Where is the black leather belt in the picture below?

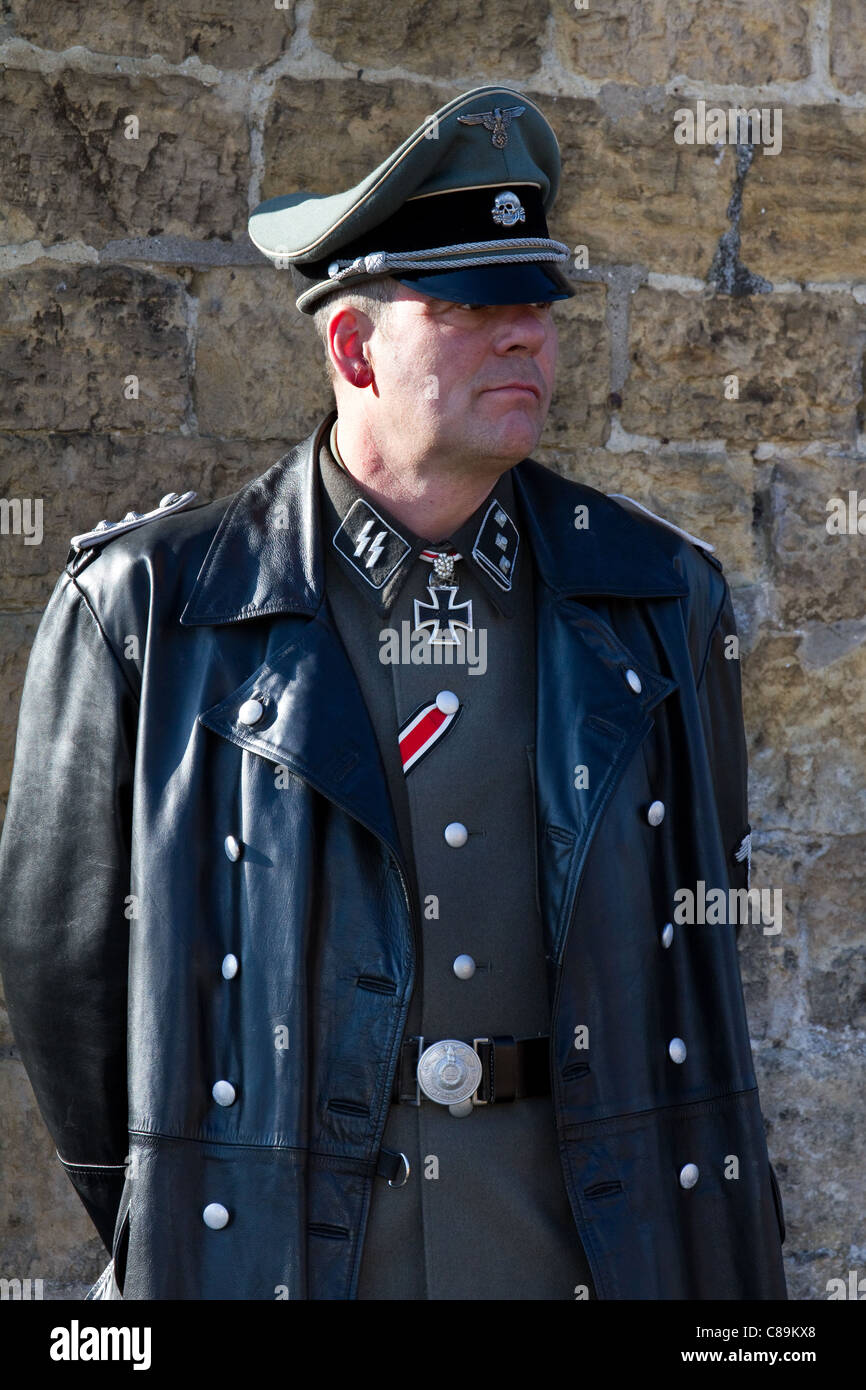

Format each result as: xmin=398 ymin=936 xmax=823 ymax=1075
xmin=392 ymin=1035 xmax=550 ymax=1106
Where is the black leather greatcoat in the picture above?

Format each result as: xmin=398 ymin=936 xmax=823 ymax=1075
xmin=0 ymin=413 xmax=787 ymax=1299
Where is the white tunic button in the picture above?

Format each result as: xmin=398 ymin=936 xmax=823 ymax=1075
xmin=436 ymin=690 xmax=459 ymax=715
xmin=221 ymin=953 xmax=239 ymax=980
xmin=224 ymin=835 xmax=243 ymax=861
xmin=452 ymin=954 xmax=476 ymax=980
xmin=647 ymin=800 xmax=665 ymax=827
xmin=669 ymin=1037 xmax=687 ymax=1064
xmin=624 ymin=668 xmax=642 ymax=694
xmin=212 ymin=1080 xmax=237 ymax=1107
xmin=444 ymin=821 xmax=468 ymax=847
xmin=202 ymin=1203 xmax=230 ymax=1229
xmin=238 ymin=697 xmax=264 ymax=726
xmin=661 ymin=922 xmax=674 ymax=949
xmin=679 ymin=1163 xmax=699 ymax=1189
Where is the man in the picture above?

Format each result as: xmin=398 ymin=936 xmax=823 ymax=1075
xmin=0 ymin=85 xmax=786 ymax=1300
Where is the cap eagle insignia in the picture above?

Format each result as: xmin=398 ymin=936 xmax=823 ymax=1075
xmin=457 ymin=104 xmax=526 ymax=149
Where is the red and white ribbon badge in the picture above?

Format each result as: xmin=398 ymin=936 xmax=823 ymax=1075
xmin=398 ymin=693 xmax=462 ymax=775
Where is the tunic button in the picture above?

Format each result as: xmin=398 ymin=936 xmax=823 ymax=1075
xmin=221 ymin=953 xmax=239 ymax=979
xmin=668 ymin=1037 xmax=687 ymax=1064
xmin=679 ymin=1163 xmax=699 ymax=1189
xmin=212 ymin=1080 xmax=237 ymax=1107
xmin=661 ymin=922 xmax=674 ymax=949
xmin=436 ymin=690 xmax=459 ymax=715
xmin=224 ymin=835 xmax=243 ymax=861
xmin=647 ymin=800 xmax=665 ymax=827
xmin=624 ymin=668 xmax=642 ymax=694
xmin=202 ymin=1203 xmax=230 ymax=1229
xmin=452 ymin=954 xmax=476 ymax=980
xmin=444 ymin=821 xmax=468 ymax=847
xmin=238 ymin=697 xmax=264 ymax=726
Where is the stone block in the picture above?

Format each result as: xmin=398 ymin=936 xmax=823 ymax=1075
xmin=556 ymin=0 xmax=811 ymax=87
xmin=0 ymin=66 xmax=249 ymax=246
xmin=0 ymin=264 xmax=190 ymax=433
xmin=193 ymin=266 xmax=334 ymax=439
xmin=9 ymin=0 xmax=294 ymax=69
xmin=623 ymin=289 xmax=864 ymax=445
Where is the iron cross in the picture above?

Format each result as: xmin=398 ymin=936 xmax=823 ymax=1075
xmin=413 ymin=585 xmax=473 ymax=645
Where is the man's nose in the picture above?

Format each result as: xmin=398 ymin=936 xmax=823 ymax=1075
xmin=496 ymin=305 xmax=552 ymax=351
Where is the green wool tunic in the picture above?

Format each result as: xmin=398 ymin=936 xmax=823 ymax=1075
xmin=317 ymin=425 xmax=595 ymax=1300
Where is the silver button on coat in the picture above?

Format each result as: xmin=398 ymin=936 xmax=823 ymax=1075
xmin=224 ymin=835 xmax=243 ymax=861
xmin=669 ymin=1037 xmax=687 ymax=1064
xmin=452 ymin=954 xmax=476 ymax=980
xmin=212 ymin=1080 xmax=237 ymax=1106
xmin=221 ymin=953 xmax=239 ymax=979
xmin=435 ymin=690 xmax=459 ymax=714
xmin=444 ymin=821 xmax=468 ymax=847
xmin=647 ymin=800 xmax=665 ymax=827
xmin=624 ymin=668 xmax=642 ymax=694
xmin=679 ymin=1163 xmax=699 ymax=1189
xmin=238 ymin=697 xmax=264 ymax=726
xmin=202 ymin=1203 xmax=230 ymax=1229
xmin=661 ymin=922 xmax=674 ymax=949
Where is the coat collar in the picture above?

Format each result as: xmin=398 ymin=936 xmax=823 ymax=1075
xmin=318 ymin=425 xmax=523 ymax=619
xmin=180 ymin=412 xmax=687 ymax=628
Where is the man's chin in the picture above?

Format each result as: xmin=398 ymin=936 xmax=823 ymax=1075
xmin=478 ymin=403 xmax=545 ymax=460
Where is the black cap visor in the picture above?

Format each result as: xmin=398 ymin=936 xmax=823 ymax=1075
xmin=393 ymin=261 xmax=575 ymax=305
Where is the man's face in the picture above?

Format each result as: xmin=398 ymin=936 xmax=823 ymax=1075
xmin=362 ymin=282 xmax=558 ymax=473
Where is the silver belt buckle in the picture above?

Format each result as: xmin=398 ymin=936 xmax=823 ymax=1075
xmin=416 ymin=1039 xmax=483 ymax=1107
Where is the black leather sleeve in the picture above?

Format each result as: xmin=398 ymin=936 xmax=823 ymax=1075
xmin=695 ymin=573 xmax=752 ymax=936
xmin=0 ymin=568 xmax=136 ymax=1253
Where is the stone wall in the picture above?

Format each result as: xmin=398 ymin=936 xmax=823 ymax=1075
xmin=1 ymin=0 xmax=864 ymax=1301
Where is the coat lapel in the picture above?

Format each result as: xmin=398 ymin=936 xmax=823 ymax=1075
xmin=193 ymin=610 xmax=404 ymax=861
xmin=180 ymin=414 xmax=405 ymax=868
xmin=532 ymin=595 xmax=677 ymax=963
xmin=512 ymin=459 xmax=685 ymax=964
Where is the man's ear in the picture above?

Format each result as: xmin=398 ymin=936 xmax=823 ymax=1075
xmin=329 ymin=306 xmax=374 ymax=388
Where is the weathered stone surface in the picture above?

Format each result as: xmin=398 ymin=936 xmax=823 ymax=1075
xmin=624 ymin=290 xmax=865 ymax=444
xmin=740 ymin=106 xmax=866 ymax=282
xmin=260 ymin=77 xmax=459 ymax=202
xmin=754 ymin=1043 xmax=866 ymax=1300
xmin=556 ymin=0 xmax=811 ymax=87
xmin=762 ymin=456 xmax=866 ymax=625
xmin=802 ymin=834 xmax=866 ymax=1031
xmin=309 ymin=0 xmax=544 ymax=80
xmin=0 ymin=1058 xmax=106 ymax=1286
xmin=0 ymin=66 xmax=250 ymax=246
xmin=0 ymin=613 xmax=40 ymax=823
xmin=0 ymin=430 xmax=284 ymax=612
xmin=193 ymin=267 xmax=334 ymax=440
xmin=829 ymin=0 xmax=866 ymax=96
xmin=534 ymin=442 xmax=758 ymax=584
xmin=0 ymin=264 xmax=190 ymax=432
xmin=544 ymin=283 xmax=610 ymax=447
xmin=548 ymin=92 xmax=735 ymax=279
xmin=743 ymin=633 xmax=866 ymax=837
xmin=737 ymin=834 xmax=808 ymax=1044
xmin=9 ymin=0 xmax=294 ymax=69
xmin=0 ymin=948 xmax=15 ymax=1048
